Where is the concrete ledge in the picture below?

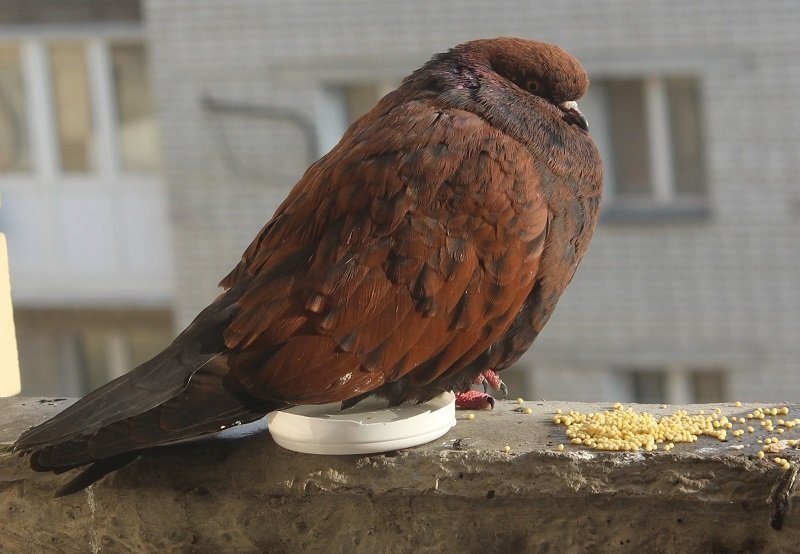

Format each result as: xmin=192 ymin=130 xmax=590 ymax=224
xmin=1 ymin=397 xmax=798 ymax=553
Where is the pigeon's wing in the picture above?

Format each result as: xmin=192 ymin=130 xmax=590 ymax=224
xmin=437 ymin=161 xmax=602 ymax=395
xmin=221 ymin=100 xmax=549 ymax=404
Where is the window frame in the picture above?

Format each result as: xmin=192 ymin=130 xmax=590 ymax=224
xmin=584 ymin=73 xmax=710 ymax=224
xmin=616 ymin=366 xmax=728 ymax=404
xmin=0 ymin=25 xmax=158 ymax=189
xmin=0 ymin=41 xmax=31 ymax=174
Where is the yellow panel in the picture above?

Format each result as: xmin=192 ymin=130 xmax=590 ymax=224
xmin=0 ymin=233 xmax=21 ymax=397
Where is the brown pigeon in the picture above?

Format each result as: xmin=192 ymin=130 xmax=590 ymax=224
xmin=13 ymin=37 xmax=603 ymax=495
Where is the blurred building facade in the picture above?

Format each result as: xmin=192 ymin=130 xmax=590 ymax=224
xmin=0 ymin=1 xmax=174 ymax=395
xmin=2 ymin=1 xmax=799 ymax=402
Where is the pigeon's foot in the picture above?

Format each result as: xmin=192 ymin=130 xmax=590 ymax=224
xmin=473 ymin=369 xmax=508 ymax=398
xmin=455 ymin=389 xmax=496 ymax=410
xmin=455 ymin=370 xmax=508 ymax=409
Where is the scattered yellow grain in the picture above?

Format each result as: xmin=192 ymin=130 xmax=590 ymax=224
xmin=523 ymin=407 xmax=533 ymax=415
xmin=503 ymin=445 xmax=511 ymax=454
xmin=778 ymin=428 xmax=785 ymax=434
xmin=467 ymin=413 xmax=475 ymax=420
xmin=735 ymin=401 xmax=742 ymax=407
xmin=555 ymin=408 xmax=563 ymax=415
xmin=738 ymin=418 xmax=746 ymax=424
xmin=757 ymin=451 xmax=765 ymax=459
xmin=552 ymin=404 xmax=733 ymax=452
xmin=747 ymin=426 xmax=755 ymax=433
xmin=515 ymin=397 xmax=524 ymax=405
xmin=557 ymin=444 xmax=565 ymax=451
xmin=771 ymin=456 xmax=792 ymax=470
xmin=732 ymin=429 xmax=744 ymax=437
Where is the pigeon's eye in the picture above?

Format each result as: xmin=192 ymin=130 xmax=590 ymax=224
xmin=525 ymin=79 xmax=541 ymax=94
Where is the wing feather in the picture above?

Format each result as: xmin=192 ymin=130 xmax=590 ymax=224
xmin=223 ymin=102 xmax=548 ymax=404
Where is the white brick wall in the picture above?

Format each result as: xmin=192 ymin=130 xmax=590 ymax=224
xmin=143 ymin=0 xmax=800 ymax=401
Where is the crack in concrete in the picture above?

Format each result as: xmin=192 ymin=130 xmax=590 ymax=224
xmin=86 ymin=486 xmax=100 ymax=554
xmin=770 ymin=463 xmax=798 ymax=530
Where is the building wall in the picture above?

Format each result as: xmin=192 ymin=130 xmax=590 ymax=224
xmin=143 ymin=0 xmax=800 ymax=402
xmin=0 ymin=3 xmax=176 ymax=395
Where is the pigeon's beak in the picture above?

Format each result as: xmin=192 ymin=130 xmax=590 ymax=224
xmin=559 ymin=100 xmax=589 ymax=131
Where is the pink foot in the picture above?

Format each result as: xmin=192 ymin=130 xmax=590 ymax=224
xmin=472 ymin=369 xmax=508 ymax=397
xmin=455 ymin=389 xmax=495 ymax=410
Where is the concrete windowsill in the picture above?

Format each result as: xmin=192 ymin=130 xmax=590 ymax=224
xmin=1 ymin=397 xmax=798 ymax=552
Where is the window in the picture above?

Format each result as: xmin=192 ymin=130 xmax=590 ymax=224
xmin=0 ymin=43 xmax=30 ymax=172
xmin=49 ymin=41 xmax=96 ymax=172
xmin=111 ymin=42 xmax=160 ymax=172
xmin=0 ymin=37 xmax=160 ymax=177
xmin=583 ymin=76 xmax=707 ymax=218
xmin=690 ymin=369 xmax=727 ymax=403
xmin=621 ymin=367 xmax=728 ymax=404
xmin=628 ymin=370 xmax=667 ymax=404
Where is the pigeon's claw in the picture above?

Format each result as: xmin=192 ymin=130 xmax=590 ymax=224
xmin=498 ymin=380 xmax=509 ymax=398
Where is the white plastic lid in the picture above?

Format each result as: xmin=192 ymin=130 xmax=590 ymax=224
xmin=266 ymin=391 xmax=456 ymax=455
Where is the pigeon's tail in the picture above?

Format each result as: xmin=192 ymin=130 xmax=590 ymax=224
xmin=12 ymin=294 xmax=286 ymax=495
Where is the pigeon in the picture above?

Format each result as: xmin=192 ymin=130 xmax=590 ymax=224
xmin=13 ymin=37 xmax=603 ymax=495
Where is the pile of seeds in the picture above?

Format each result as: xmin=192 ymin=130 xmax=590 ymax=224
xmin=552 ymin=403 xmax=799 ymax=468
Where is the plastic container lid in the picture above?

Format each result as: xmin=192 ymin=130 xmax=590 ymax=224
xmin=266 ymin=391 xmax=456 ymax=455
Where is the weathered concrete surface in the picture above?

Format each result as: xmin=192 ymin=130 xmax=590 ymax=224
xmin=1 ymin=397 xmax=798 ymax=553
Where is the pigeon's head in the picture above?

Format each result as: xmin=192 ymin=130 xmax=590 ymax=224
xmin=427 ymin=37 xmax=591 ymax=132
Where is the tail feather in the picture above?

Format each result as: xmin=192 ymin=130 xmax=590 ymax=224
xmin=19 ymin=355 xmax=282 ymax=472
xmin=14 ymin=298 xmax=239 ymax=454
xmin=12 ymin=293 xmax=287 ymax=494
xmin=53 ymin=453 xmax=140 ymax=498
